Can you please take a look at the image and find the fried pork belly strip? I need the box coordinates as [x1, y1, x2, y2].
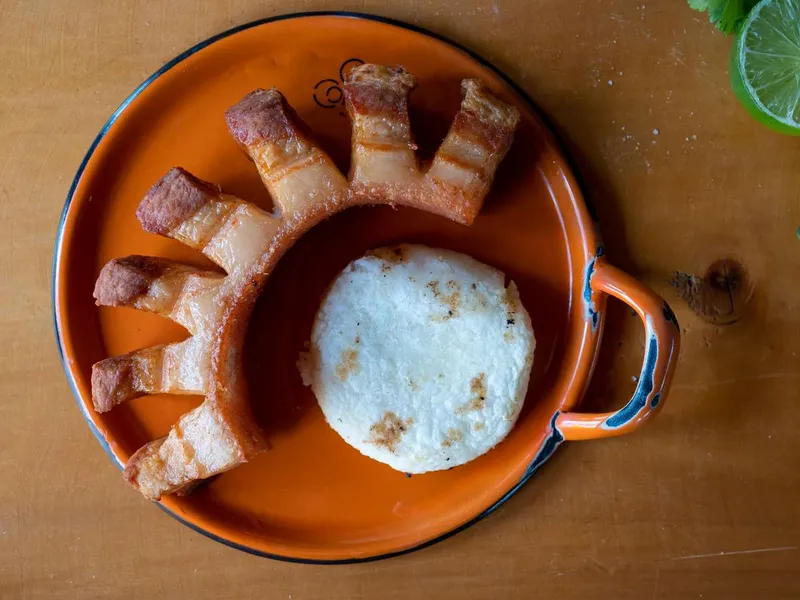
[136, 168, 281, 273]
[93, 256, 224, 335]
[344, 68, 520, 224]
[92, 64, 521, 499]
[123, 401, 243, 499]
[225, 89, 349, 217]
[345, 65, 420, 190]
[92, 257, 224, 412]
[91, 342, 208, 413]
[427, 79, 520, 222]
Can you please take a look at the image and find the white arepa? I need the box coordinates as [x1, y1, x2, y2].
[298, 244, 535, 473]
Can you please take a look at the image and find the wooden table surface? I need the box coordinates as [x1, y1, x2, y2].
[2, 0, 799, 598]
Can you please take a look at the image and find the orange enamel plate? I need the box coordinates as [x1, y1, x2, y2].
[53, 12, 680, 562]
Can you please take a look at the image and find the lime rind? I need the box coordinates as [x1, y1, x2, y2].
[731, 0, 800, 135]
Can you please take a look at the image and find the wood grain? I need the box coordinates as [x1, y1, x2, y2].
[1, 0, 799, 598]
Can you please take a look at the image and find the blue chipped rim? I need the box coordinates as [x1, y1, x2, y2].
[52, 11, 579, 564]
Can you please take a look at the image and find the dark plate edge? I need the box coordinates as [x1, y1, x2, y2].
[51, 10, 577, 565]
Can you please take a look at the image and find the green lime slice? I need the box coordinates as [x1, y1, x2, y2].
[731, 0, 800, 135]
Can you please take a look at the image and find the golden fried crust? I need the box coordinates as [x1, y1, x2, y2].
[136, 167, 218, 235]
[344, 65, 417, 118]
[91, 355, 135, 413]
[123, 439, 164, 490]
[452, 79, 520, 153]
[93, 256, 169, 306]
[92, 344, 172, 413]
[209, 292, 264, 459]
[224, 88, 309, 147]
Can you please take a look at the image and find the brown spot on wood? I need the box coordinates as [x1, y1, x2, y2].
[442, 428, 464, 447]
[671, 258, 752, 325]
[335, 347, 360, 380]
[457, 373, 487, 413]
[368, 412, 413, 453]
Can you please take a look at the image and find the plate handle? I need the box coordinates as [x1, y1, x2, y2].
[556, 261, 680, 441]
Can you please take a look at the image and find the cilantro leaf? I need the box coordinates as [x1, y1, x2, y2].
[688, 0, 760, 34]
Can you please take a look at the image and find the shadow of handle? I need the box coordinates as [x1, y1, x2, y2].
[557, 261, 681, 441]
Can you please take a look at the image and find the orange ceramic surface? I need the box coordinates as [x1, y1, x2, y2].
[53, 13, 680, 562]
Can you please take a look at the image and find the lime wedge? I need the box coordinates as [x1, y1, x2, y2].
[730, 0, 800, 135]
